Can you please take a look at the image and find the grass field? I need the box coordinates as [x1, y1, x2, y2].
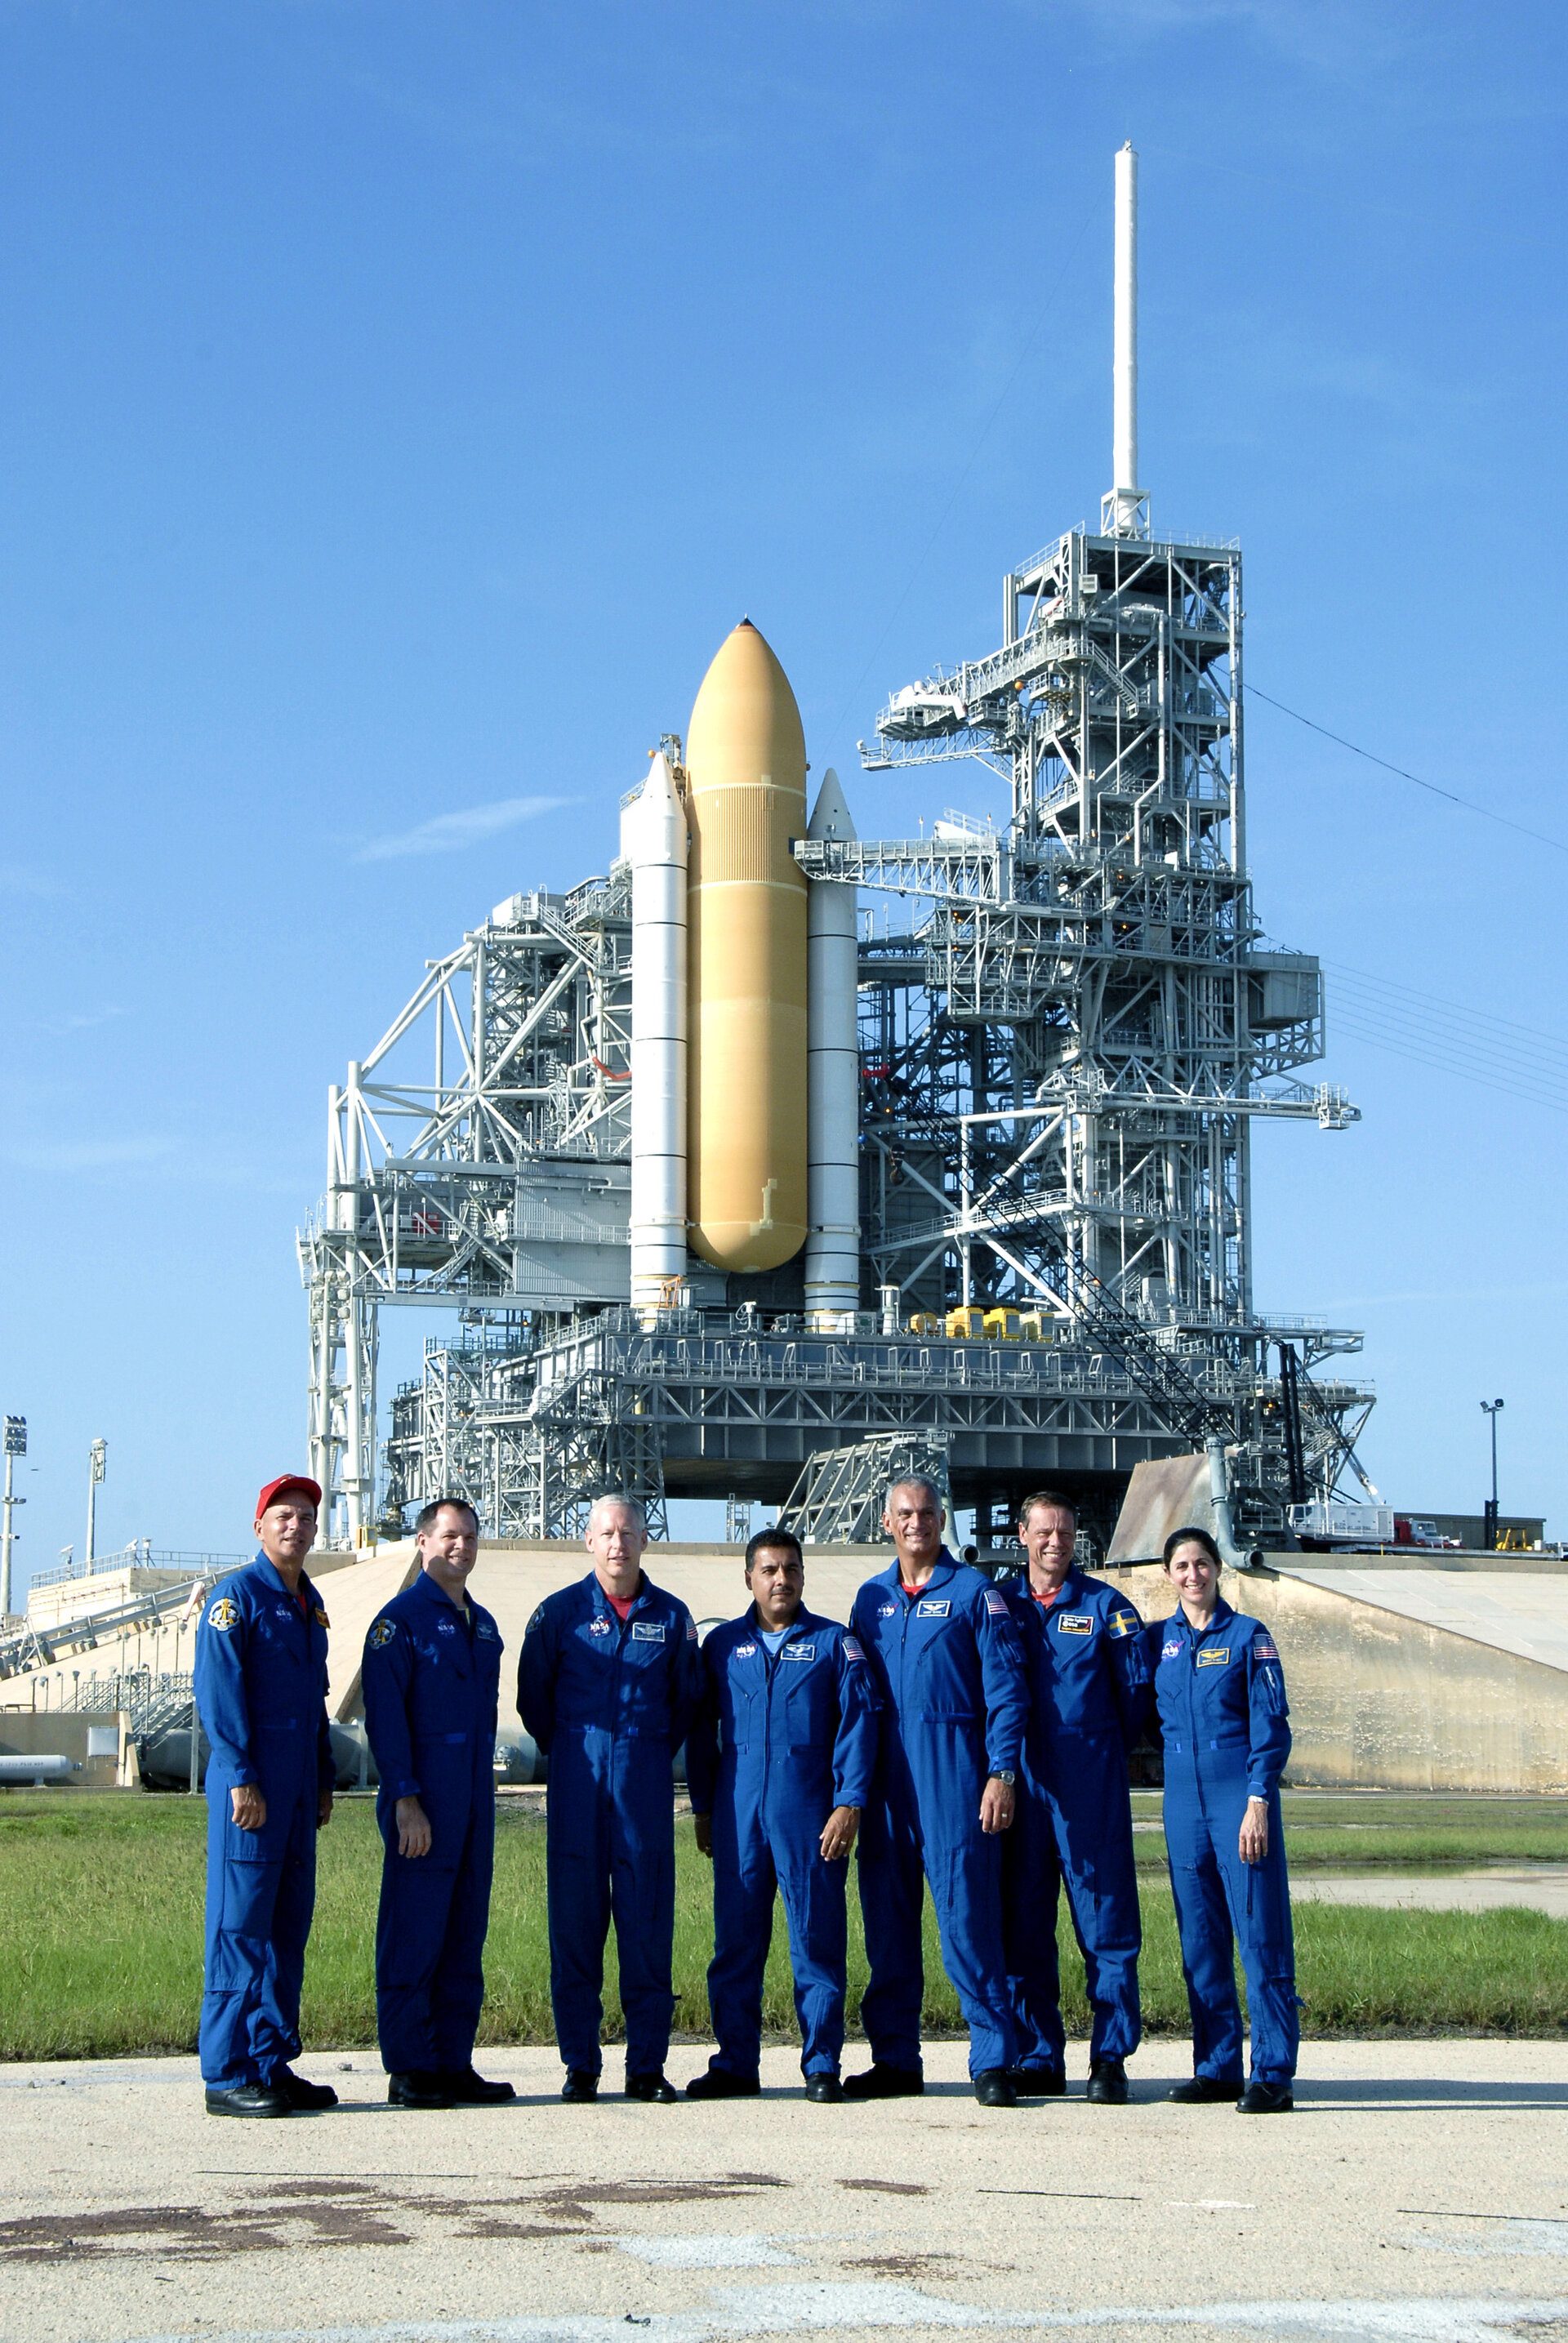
[1128, 1790, 1568, 1869]
[2, 1788, 1566, 2061]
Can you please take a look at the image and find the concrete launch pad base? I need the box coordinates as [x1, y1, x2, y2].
[2, 2040, 1567, 2343]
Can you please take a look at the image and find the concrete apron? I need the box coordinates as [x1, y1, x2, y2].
[3, 2039, 1568, 2343]
[1290, 1864, 1568, 1917]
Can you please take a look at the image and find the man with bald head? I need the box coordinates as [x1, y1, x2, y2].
[519, 1496, 703, 2104]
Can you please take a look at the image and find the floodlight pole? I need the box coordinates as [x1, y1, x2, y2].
[1480, 1399, 1503, 1550]
[1, 1417, 24, 1619]
[86, 1437, 106, 1575]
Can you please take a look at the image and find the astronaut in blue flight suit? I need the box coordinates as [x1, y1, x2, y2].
[1151, 1524, 1297, 2114]
[361, 1495, 514, 2110]
[194, 1474, 338, 2119]
[1000, 1490, 1151, 2104]
[518, 1494, 703, 2105]
[686, 1525, 880, 2103]
[848, 1474, 1030, 2108]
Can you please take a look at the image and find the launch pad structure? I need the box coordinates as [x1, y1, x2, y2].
[298, 145, 1374, 1555]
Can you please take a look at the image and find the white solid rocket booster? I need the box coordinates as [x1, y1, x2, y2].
[804, 767, 860, 1323]
[626, 752, 688, 1313]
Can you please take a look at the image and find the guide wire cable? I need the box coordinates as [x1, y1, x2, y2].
[1247, 684, 1568, 859]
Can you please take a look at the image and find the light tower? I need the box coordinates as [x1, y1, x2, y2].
[2, 1416, 24, 1617]
[86, 1437, 106, 1574]
[1481, 1398, 1504, 1549]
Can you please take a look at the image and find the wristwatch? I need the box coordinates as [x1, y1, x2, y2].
[993, 1770, 1017, 1788]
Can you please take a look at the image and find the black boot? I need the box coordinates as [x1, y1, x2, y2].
[388, 2070, 455, 2109]
[804, 2074, 845, 2103]
[1167, 2075, 1244, 2104]
[205, 2082, 292, 2118]
[625, 2071, 678, 2103]
[973, 2068, 1018, 2108]
[843, 2064, 924, 2100]
[686, 2066, 760, 2100]
[440, 2066, 515, 2105]
[1237, 2078, 1294, 2114]
[270, 2068, 337, 2112]
[561, 2069, 599, 2103]
[1009, 2063, 1067, 2097]
[1085, 2058, 1129, 2105]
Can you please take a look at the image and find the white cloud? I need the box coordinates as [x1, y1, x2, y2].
[354, 795, 573, 863]
[34, 1007, 127, 1037]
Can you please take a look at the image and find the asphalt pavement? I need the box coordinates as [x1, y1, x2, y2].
[3, 2040, 1567, 2343]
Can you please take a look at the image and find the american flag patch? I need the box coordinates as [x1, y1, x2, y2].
[843, 1636, 865, 1661]
[1254, 1637, 1277, 1660]
[984, 1589, 1008, 1617]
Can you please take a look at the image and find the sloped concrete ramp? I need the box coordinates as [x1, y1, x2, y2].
[1120, 1560, 1568, 1793]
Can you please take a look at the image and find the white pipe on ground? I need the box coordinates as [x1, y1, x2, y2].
[627, 754, 689, 1316]
[0, 1753, 75, 1782]
[804, 769, 862, 1325]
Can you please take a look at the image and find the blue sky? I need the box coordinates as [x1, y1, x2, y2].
[2, 0, 1563, 1584]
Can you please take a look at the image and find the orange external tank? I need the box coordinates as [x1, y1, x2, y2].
[685, 619, 808, 1273]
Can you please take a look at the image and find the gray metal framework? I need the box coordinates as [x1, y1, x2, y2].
[778, 1432, 952, 1548]
[826, 518, 1373, 1535]
[305, 528, 1373, 1548]
[298, 875, 636, 1539]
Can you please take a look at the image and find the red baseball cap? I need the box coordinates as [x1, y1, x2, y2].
[255, 1473, 323, 1521]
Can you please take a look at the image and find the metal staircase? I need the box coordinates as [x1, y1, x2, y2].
[779, 1432, 953, 1547]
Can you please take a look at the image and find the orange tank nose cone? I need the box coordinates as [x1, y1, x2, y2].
[684, 621, 808, 1275]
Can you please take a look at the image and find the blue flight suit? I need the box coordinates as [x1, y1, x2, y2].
[194, 1558, 333, 2090]
[1150, 1598, 1298, 2087]
[518, 1570, 702, 2078]
[849, 1553, 1029, 2078]
[687, 1606, 880, 2080]
[1001, 1568, 1151, 2073]
[361, 1568, 505, 2076]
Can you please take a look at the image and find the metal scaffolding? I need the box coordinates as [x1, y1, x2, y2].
[310, 527, 1374, 1548]
[779, 1432, 952, 1548]
[301, 163, 1374, 1551]
[297, 876, 635, 1541]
